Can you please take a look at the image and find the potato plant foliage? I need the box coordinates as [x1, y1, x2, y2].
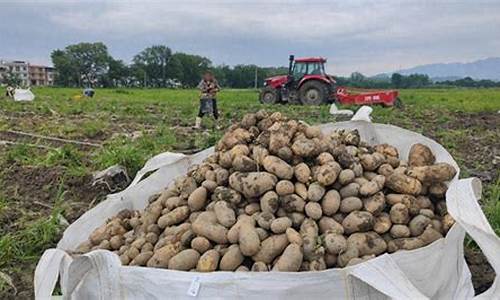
[77, 111, 457, 271]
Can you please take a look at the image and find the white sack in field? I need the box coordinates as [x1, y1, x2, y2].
[13, 88, 35, 101]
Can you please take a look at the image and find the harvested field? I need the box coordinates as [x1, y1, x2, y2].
[0, 87, 499, 298]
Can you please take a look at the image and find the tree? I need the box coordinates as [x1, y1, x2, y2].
[1, 70, 22, 86]
[172, 53, 212, 87]
[391, 73, 403, 88]
[132, 45, 173, 87]
[104, 58, 130, 87]
[51, 42, 111, 87]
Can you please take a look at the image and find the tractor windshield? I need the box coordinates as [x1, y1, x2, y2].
[292, 61, 325, 78]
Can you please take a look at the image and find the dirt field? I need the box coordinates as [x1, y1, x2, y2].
[0, 87, 498, 298]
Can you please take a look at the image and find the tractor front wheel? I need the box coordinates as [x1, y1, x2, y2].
[259, 87, 280, 104]
[299, 81, 328, 105]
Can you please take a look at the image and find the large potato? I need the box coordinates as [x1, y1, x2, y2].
[342, 211, 375, 234]
[229, 172, 278, 198]
[262, 155, 294, 179]
[408, 143, 435, 167]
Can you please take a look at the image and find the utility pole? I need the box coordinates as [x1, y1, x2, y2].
[254, 66, 258, 89]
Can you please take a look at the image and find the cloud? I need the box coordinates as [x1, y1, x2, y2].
[1, 0, 499, 75]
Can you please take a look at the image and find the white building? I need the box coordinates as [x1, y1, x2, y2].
[0, 60, 55, 87]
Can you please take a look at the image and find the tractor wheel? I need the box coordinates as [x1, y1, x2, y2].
[299, 81, 329, 105]
[259, 87, 280, 104]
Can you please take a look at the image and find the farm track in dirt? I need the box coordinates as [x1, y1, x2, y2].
[0, 88, 499, 299]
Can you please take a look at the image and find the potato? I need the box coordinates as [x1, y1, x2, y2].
[272, 244, 303, 271]
[300, 219, 321, 260]
[387, 237, 424, 253]
[442, 214, 455, 233]
[390, 203, 410, 224]
[260, 191, 279, 214]
[338, 169, 355, 185]
[409, 215, 431, 236]
[256, 212, 275, 230]
[276, 180, 295, 195]
[187, 187, 208, 211]
[321, 190, 341, 216]
[363, 192, 385, 215]
[316, 161, 342, 186]
[347, 232, 387, 256]
[318, 216, 344, 235]
[281, 194, 306, 213]
[229, 172, 278, 198]
[192, 211, 229, 244]
[360, 152, 385, 171]
[307, 182, 326, 202]
[286, 227, 303, 245]
[337, 245, 359, 267]
[390, 225, 411, 238]
[196, 249, 220, 272]
[303, 202, 321, 220]
[323, 233, 347, 255]
[232, 155, 257, 172]
[294, 182, 308, 200]
[262, 155, 294, 179]
[245, 203, 261, 215]
[385, 173, 422, 195]
[252, 234, 289, 264]
[214, 201, 236, 228]
[377, 163, 394, 177]
[239, 221, 261, 256]
[130, 251, 154, 266]
[219, 245, 244, 271]
[294, 163, 311, 183]
[340, 182, 360, 198]
[147, 244, 180, 268]
[373, 213, 392, 234]
[251, 261, 269, 272]
[429, 182, 447, 198]
[359, 175, 385, 196]
[339, 197, 362, 213]
[408, 143, 435, 167]
[191, 237, 211, 253]
[157, 206, 190, 229]
[291, 138, 317, 157]
[271, 217, 293, 234]
[288, 212, 306, 227]
[164, 196, 186, 211]
[342, 211, 374, 234]
[407, 163, 457, 183]
[419, 225, 443, 245]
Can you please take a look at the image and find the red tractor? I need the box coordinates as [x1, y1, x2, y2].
[260, 55, 400, 107]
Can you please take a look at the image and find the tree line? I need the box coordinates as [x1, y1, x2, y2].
[48, 42, 500, 89]
[50, 42, 287, 88]
[336, 72, 500, 89]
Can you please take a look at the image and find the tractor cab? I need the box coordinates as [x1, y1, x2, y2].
[261, 55, 336, 105]
[292, 57, 327, 78]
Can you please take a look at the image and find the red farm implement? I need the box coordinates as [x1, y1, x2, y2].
[260, 55, 401, 107]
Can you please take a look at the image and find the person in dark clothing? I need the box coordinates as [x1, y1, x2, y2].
[195, 71, 220, 128]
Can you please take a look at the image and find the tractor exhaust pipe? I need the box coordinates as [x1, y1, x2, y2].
[288, 55, 294, 76]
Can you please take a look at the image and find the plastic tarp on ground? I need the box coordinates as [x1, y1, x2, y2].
[34, 117, 499, 300]
[13, 88, 35, 101]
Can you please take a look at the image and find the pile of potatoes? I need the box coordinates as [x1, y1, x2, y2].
[76, 111, 458, 272]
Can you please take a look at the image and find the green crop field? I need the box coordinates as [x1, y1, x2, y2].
[0, 87, 499, 298]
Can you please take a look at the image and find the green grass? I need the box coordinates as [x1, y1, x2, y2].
[0, 87, 499, 298]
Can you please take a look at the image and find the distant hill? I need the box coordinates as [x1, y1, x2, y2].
[381, 57, 500, 81]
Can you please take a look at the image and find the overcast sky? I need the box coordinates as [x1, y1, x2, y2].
[1, 0, 499, 76]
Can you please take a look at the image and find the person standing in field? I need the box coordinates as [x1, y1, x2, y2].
[195, 71, 220, 129]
